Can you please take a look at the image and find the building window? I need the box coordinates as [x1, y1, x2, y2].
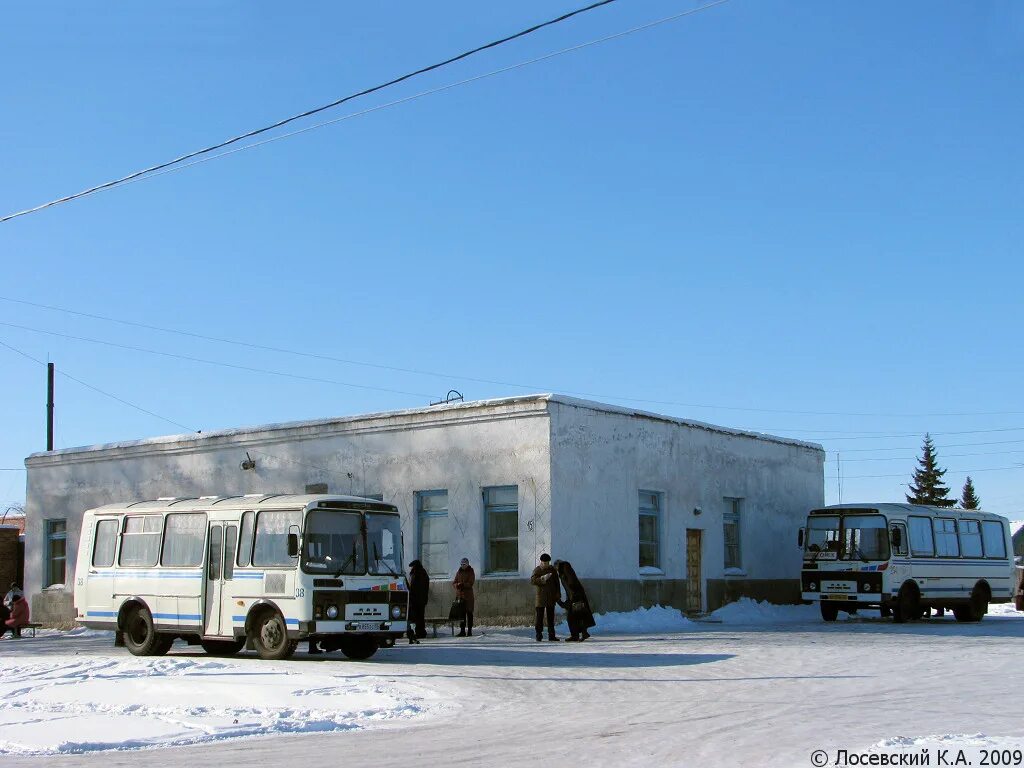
[638, 491, 661, 569]
[723, 498, 743, 570]
[416, 490, 449, 576]
[484, 485, 518, 574]
[45, 519, 68, 587]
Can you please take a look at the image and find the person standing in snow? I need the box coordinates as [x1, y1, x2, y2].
[531, 553, 561, 641]
[407, 559, 429, 642]
[453, 558, 475, 637]
[555, 560, 595, 642]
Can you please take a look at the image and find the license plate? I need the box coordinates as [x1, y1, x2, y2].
[824, 594, 854, 600]
[354, 621, 380, 631]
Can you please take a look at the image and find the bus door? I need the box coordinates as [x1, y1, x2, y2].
[889, 521, 910, 585]
[204, 523, 239, 637]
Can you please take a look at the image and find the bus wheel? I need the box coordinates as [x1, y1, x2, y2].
[152, 635, 174, 656]
[893, 584, 920, 624]
[123, 606, 164, 656]
[250, 612, 298, 660]
[201, 639, 246, 657]
[956, 585, 989, 623]
[339, 637, 379, 660]
[819, 602, 839, 622]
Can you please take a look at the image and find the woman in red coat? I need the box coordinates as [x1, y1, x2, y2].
[1, 594, 30, 639]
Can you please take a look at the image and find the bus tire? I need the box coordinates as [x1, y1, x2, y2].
[893, 583, 920, 624]
[201, 639, 246, 657]
[339, 637, 379, 660]
[152, 635, 174, 656]
[958, 584, 989, 622]
[250, 611, 298, 660]
[819, 602, 839, 622]
[123, 606, 164, 656]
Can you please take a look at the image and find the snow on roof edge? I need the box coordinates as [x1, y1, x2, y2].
[25, 393, 822, 465]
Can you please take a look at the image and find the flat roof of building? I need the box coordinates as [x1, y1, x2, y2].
[26, 393, 823, 467]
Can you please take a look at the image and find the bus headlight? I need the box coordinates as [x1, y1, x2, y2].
[808, 582, 817, 591]
[391, 605, 402, 619]
[326, 605, 339, 619]
[861, 583, 871, 592]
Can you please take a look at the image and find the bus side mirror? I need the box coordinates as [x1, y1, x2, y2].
[890, 528, 902, 549]
[797, 528, 805, 548]
[287, 529, 300, 558]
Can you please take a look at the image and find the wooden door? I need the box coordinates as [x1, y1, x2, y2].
[686, 529, 702, 614]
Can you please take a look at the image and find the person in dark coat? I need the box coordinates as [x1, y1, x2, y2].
[555, 560, 595, 642]
[407, 559, 430, 642]
[453, 558, 475, 637]
[531, 553, 561, 641]
[0, 593, 30, 639]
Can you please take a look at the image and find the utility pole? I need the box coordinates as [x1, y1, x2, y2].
[46, 362, 54, 451]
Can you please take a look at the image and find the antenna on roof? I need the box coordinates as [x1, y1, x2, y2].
[430, 390, 464, 406]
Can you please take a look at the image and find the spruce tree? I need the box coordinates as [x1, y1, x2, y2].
[960, 476, 980, 510]
[906, 433, 956, 507]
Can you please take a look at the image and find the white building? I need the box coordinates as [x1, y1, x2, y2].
[23, 395, 824, 623]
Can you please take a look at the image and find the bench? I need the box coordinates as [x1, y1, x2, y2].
[424, 617, 457, 638]
[14, 623, 43, 638]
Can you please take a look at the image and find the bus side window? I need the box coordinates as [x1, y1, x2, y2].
[890, 523, 908, 557]
[237, 511, 254, 567]
[92, 519, 118, 567]
[908, 516, 935, 557]
[224, 526, 237, 580]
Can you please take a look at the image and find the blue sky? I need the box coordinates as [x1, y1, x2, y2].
[1, 1, 1022, 523]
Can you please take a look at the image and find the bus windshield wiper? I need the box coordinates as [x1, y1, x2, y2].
[851, 544, 870, 563]
[334, 539, 357, 577]
[372, 543, 400, 577]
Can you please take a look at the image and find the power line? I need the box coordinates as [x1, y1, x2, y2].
[825, 449, 1024, 463]
[3, 298, 1022, 421]
[0, 321, 435, 400]
[66, 1, 733, 203]
[0, 0, 659, 223]
[842, 465, 1024, 480]
[813, 426, 1024, 442]
[817, 438, 1024, 454]
[0, 338, 198, 433]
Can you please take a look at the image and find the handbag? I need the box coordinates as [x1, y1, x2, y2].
[571, 601, 587, 613]
[448, 598, 466, 621]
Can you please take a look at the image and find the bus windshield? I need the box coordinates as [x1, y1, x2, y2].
[805, 516, 840, 558]
[840, 515, 889, 561]
[303, 510, 365, 575]
[366, 513, 403, 577]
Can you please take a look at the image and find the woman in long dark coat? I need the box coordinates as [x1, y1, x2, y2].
[453, 558, 476, 637]
[555, 560, 595, 642]
[407, 559, 430, 642]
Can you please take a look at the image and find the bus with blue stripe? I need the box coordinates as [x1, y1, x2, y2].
[799, 503, 1015, 623]
[74, 494, 408, 660]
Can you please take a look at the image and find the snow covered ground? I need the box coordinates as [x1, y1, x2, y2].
[1, 602, 1022, 767]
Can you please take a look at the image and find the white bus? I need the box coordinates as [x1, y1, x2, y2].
[74, 494, 408, 660]
[799, 503, 1016, 623]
